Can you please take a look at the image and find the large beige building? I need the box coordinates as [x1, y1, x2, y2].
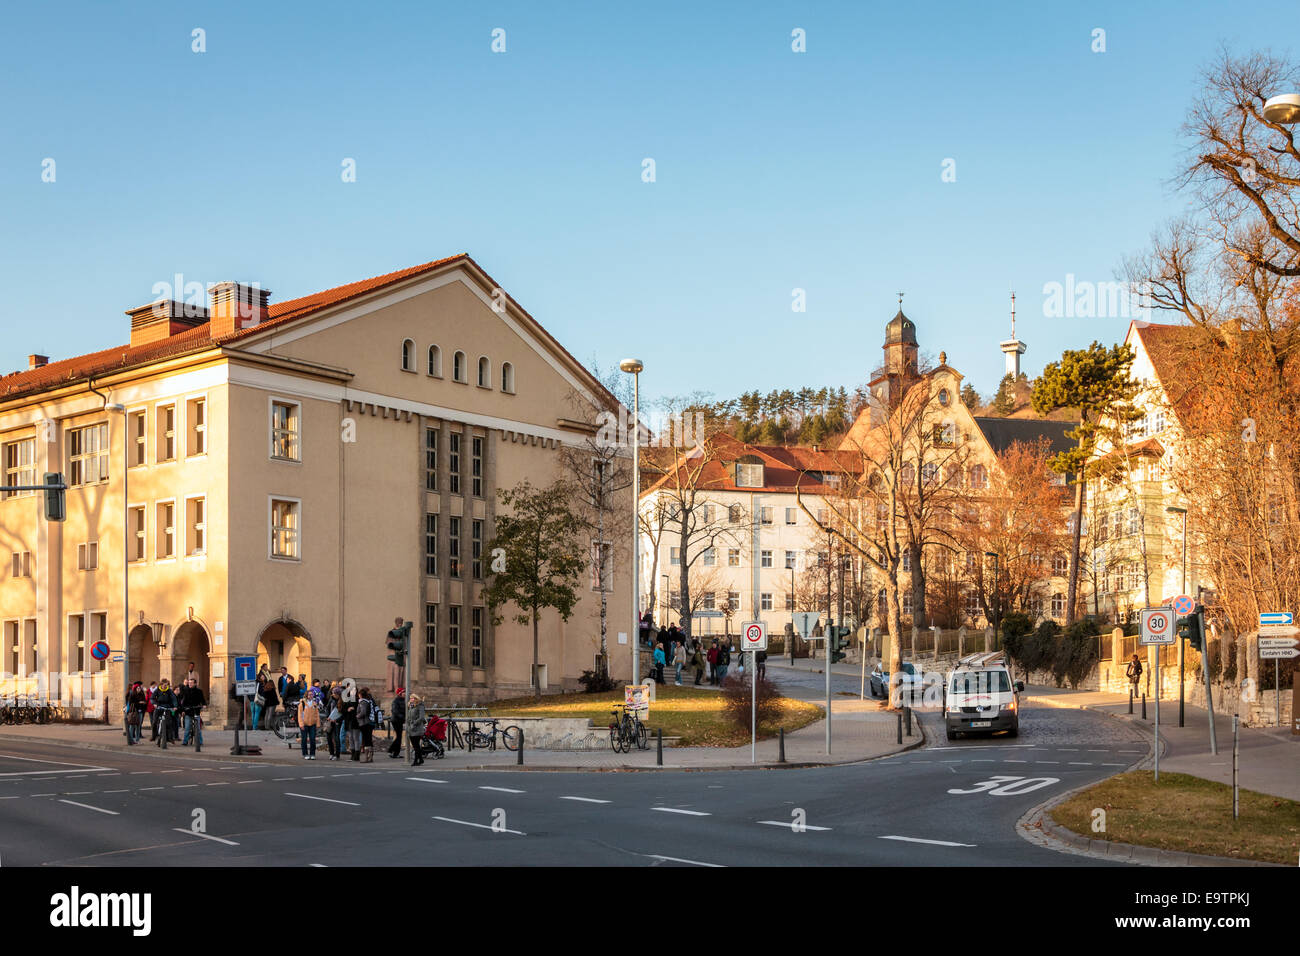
[0, 255, 631, 727]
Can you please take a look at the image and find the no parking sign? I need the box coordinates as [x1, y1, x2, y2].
[742, 621, 767, 651]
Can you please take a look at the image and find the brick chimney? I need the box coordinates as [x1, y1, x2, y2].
[28, 354, 48, 370]
[209, 282, 272, 338]
[126, 300, 209, 348]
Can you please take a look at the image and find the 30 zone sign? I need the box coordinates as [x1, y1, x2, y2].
[1140, 607, 1175, 645]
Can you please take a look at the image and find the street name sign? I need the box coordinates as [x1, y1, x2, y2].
[1260, 612, 1293, 626]
[1139, 607, 1175, 645]
[742, 621, 768, 651]
[1258, 625, 1300, 637]
[1259, 637, 1300, 649]
[235, 680, 259, 696]
[1260, 646, 1300, 660]
[792, 612, 819, 640]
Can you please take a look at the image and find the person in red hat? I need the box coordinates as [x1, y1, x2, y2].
[387, 687, 406, 758]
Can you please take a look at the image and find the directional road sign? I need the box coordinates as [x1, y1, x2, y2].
[1260, 646, 1300, 660]
[1259, 625, 1300, 638]
[1259, 637, 1299, 650]
[1172, 595, 1195, 616]
[792, 612, 820, 640]
[742, 621, 768, 651]
[1140, 607, 1176, 645]
[1260, 611, 1293, 626]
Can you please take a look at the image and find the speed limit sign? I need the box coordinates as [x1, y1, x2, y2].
[741, 621, 767, 651]
[1139, 607, 1175, 645]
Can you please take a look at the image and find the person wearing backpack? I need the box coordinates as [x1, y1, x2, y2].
[324, 686, 343, 761]
[343, 692, 361, 761]
[715, 642, 730, 684]
[388, 688, 407, 759]
[357, 687, 376, 762]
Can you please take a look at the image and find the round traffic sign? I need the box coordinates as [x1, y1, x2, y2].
[744, 624, 763, 645]
[1172, 595, 1195, 616]
[90, 640, 110, 661]
[1147, 612, 1169, 633]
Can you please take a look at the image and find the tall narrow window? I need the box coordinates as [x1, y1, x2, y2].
[471, 436, 483, 497]
[130, 507, 146, 562]
[69, 615, 85, 672]
[401, 339, 415, 372]
[501, 362, 515, 393]
[471, 607, 484, 666]
[187, 497, 206, 556]
[448, 432, 461, 495]
[2, 438, 35, 498]
[448, 516, 461, 578]
[424, 603, 438, 666]
[270, 499, 300, 559]
[130, 411, 146, 466]
[271, 401, 301, 461]
[591, 541, 612, 590]
[424, 427, 439, 491]
[157, 501, 176, 559]
[157, 405, 176, 462]
[472, 519, 483, 579]
[68, 424, 109, 486]
[477, 356, 491, 388]
[77, 541, 99, 571]
[91, 613, 108, 671]
[187, 398, 206, 456]
[425, 514, 438, 576]
[428, 345, 442, 378]
[4, 621, 17, 676]
[448, 606, 461, 666]
[453, 351, 467, 383]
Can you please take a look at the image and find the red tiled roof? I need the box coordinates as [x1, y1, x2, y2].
[642, 436, 862, 497]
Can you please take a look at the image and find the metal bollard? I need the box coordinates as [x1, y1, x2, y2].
[905, 706, 913, 737]
[656, 727, 663, 766]
[1128, 688, 1134, 715]
[1141, 693, 1147, 721]
[778, 727, 786, 764]
[517, 728, 524, 766]
[897, 711, 903, 744]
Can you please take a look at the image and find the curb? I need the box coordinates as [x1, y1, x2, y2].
[0, 732, 312, 767]
[1033, 809, 1281, 868]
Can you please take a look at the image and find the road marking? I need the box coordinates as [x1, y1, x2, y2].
[757, 820, 832, 831]
[1119, 750, 1144, 754]
[1057, 748, 1078, 752]
[432, 815, 525, 835]
[303, 776, 323, 780]
[172, 828, 240, 846]
[971, 759, 994, 763]
[407, 778, 448, 784]
[159, 769, 184, 774]
[1003, 759, 1027, 763]
[236, 780, 259, 784]
[1068, 762, 1094, 766]
[173, 784, 197, 789]
[940, 759, 963, 763]
[139, 787, 163, 791]
[285, 792, 360, 806]
[0, 796, 18, 800]
[879, 835, 975, 847]
[130, 772, 152, 775]
[1087, 749, 1108, 753]
[103, 789, 128, 793]
[59, 799, 118, 815]
[0, 753, 112, 776]
[644, 854, 723, 867]
[272, 777, 293, 782]
[361, 772, 382, 776]
[559, 796, 610, 804]
[651, 807, 710, 816]
[479, 786, 525, 794]
[66, 775, 86, 779]
[31, 792, 55, 797]
[308, 863, 327, 867]
[1036, 761, 1060, 764]
[332, 774, 353, 778]
[207, 782, 230, 786]
[1101, 763, 1125, 767]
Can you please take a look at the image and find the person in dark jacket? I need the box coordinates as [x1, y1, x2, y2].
[259, 677, 280, 730]
[151, 680, 178, 744]
[180, 678, 207, 747]
[357, 687, 376, 762]
[388, 688, 407, 758]
[406, 695, 429, 765]
[125, 682, 147, 744]
[343, 693, 360, 761]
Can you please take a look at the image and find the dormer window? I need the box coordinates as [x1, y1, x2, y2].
[735, 455, 763, 488]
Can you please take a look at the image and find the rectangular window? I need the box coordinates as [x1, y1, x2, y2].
[187, 398, 206, 456]
[785, 507, 798, 525]
[760, 592, 773, 612]
[471, 607, 484, 667]
[591, 540, 612, 590]
[271, 401, 301, 462]
[425, 514, 438, 576]
[157, 404, 176, 462]
[448, 432, 461, 495]
[131, 410, 146, 467]
[425, 427, 438, 491]
[3, 439, 35, 498]
[157, 501, 176, 559]
[761, 550, 773, 568]
[727, 548, 741, 567]
[448, 516, 461, 578]
[68, 423, 109, 487]
[69, 615, 85, 672]
[448, 606, 461, 667]
[702, 547, 716, 567]
[736, 462, 763, 487]
[11, 552, 31, 578]
[700, 592, 716, 611]
[472, 519, 484, 579]
[187, 497, 206, 556]
[90, 613, 107, 671]
[760, 506, 773, 525]
[670, 547, 681, 567]
[727, 591, 741, 612]
[472, 436, 483, 497]
[785, 592, 795, 611]
[4, 621, 17, 675]
[902, 551, 911, 572]
[130, 507, 146, 562]
[784, 550, 797, 570]
[1128, 507, 1140, 536]
[270, 498, 299, 559]
[424, 603, 438, 667]
[77, 541, 98, 571]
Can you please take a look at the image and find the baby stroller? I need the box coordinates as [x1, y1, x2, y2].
[414, 714, 447, 761]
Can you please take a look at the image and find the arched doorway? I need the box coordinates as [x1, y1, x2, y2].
[171, 622, 211, 691]
[256, 620, 314, 684]
[127, 624, 160, 689]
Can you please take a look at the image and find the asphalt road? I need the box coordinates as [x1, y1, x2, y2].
[0, 699, 1150, 866]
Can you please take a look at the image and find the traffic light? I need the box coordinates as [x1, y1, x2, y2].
[43, 472, 65, 522]
[1176, 604, 1205, 652]
[830, 626, 850, 664]
[387, 621, 412, 668]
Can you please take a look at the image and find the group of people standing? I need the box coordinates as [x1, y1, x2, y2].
[123, 662, 207, 748]
[646, 622, 765, 686]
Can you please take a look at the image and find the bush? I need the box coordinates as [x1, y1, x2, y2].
[1001, 612, 1034, 670]
[578, 668, 617, 694]
[720, 672, 782, 730]
[1020, 620, 1059, 676]
[1222, 635, 1237, 683]
[1054, 619, 1099, 689]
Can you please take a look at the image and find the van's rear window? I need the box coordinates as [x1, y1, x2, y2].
[950, 671, 1010, 694]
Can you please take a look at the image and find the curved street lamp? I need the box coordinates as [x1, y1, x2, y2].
[1263, 93, 1300, 125]
[619, 359, 644, 686]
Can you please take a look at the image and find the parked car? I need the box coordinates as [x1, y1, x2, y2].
[869, 661, 925, 700]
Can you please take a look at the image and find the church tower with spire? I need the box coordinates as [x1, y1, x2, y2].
[883, 293, 919, 380]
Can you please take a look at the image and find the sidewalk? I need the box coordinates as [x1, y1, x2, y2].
[0, 699, 922, 771]
[1025, 684, 1300, 802]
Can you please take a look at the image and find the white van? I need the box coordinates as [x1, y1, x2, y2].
[943, 652, 1024, 741]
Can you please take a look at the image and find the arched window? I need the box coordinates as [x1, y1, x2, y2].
[427, 345, 442, 378]
[969, 464, 987, 489]
[401, 339, 415, 372]
[501, 362, 515, 393]
[477, 356, 491, 388]
[453, 351, 467, 383]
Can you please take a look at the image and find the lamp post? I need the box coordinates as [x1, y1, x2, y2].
[102, 403, 129, 740]
[620, 359, 644, 687]
[661, 573, 670, 629]
[984, 552, 1000, 648]
[1167, 505, 1188, 727]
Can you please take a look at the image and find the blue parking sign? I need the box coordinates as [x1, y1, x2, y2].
[234, 656, 256, 682]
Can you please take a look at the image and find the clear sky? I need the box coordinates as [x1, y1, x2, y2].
[0, 1, 1292, 406]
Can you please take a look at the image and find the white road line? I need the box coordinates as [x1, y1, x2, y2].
[559, 796, 610, 804]
[361, 772, 382, 776]
[940, 759, 963, 763]
[1119, 750, 1144, 754]
[879, 835, 975, 847]
[236, 780, 259, 784]
[1101, 763, 1125, 767]
[757, 820, 832, 831]
[173, 784, 197, 789]
[479, 786, 525, 794]
[66, 775, 86, 779]
[1003, 759, 1027, 763]
[332, 773, 353, 778]
[1087, 749, 1108, 753]
[207, 782, 229, 786]
[285, 792, 359, 806]
[1067, 762, 1094, 766]
[103, 789, 128, 793]
[432, 815, 525, 835]
[651, 807, 710, 816]
[407, 778, 448, 784]
[63, 791, 93, 795]
[0, 753, 112, 775]
[172, 828, 240, 846]
[1057, 748, 1079, 752]
[272, 777, 293, 782]
[59, 799, 118, 816]
[130, 772, 152, 775]
[303, 776, 323, 780]
[159, 770, 184, 774]
[0, 796, 18, 800]
[139, 787, 163, 791]
[971, 759, 994, 762]
[1036, 761, 1060, 764]
[308, 863, 327, 867]
[31, 793, 55, 797]
[644, 853, 723, 867]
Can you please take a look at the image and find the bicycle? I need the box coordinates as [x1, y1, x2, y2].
[182, 706, 204, 752]
[608, 705, 648, 753]
[153, 706, 178, 749]
[467, 717, 522, 752]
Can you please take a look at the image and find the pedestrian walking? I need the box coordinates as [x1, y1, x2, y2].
[357, 687, 376, 762]
[672, 640, 686, 685]
[260, 675, 280, 730]
[298, 689, 320, 759]
[406, 695, 428, 765]
[325, 687, 343, 760]
[180, 678, 206, 747]
[707, 640, 719, 685]
[756, 649, 767, 682]
[388, 688, 407, 758]
[125, 682, 146, 744]
[691, 640, 705, 685]
[1126, 653, 1143, 695]
[653, 642, 666, 684]
[715, 642, 730, 684]
[344, 691, 360, 761]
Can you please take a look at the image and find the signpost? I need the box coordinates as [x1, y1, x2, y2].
[1140, 608, 1175, 780]
[232, 656, 258, 755]
[1259, 614, 1296, 728]
[741, 622, 766, 763]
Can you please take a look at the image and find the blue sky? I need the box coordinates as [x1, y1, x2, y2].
[0, 1, 1292, 406]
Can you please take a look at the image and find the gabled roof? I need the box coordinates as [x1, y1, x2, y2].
[972, 416, 1077, 458]
[642, 435, 861, 498]
[1129, 321, 1203, 419]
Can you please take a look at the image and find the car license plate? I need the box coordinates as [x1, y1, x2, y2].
[971, 720, 991, 728]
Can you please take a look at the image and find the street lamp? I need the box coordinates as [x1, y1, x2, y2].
[103, 403, 129, 740]
[1263, 93, 1300, 125]
[789, 564, 796, 663]
[1166, 505, 1188, 727]
[984, 552, 1000, 647]
[619, 358, 644, 687]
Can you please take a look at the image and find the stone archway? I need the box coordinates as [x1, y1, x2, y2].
[256, 620, 315, 685]
[127, 624, 161, 689]
[170, 622, 211, 691]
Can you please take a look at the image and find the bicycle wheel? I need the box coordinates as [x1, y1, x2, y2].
[500, 725, 522, 752]
[634, 718, 648, 750]
[271, 713, 292, 740]
[609, 724, 621, 752]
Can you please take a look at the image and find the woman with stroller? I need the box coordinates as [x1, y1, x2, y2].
[406, 694, 428, 766]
